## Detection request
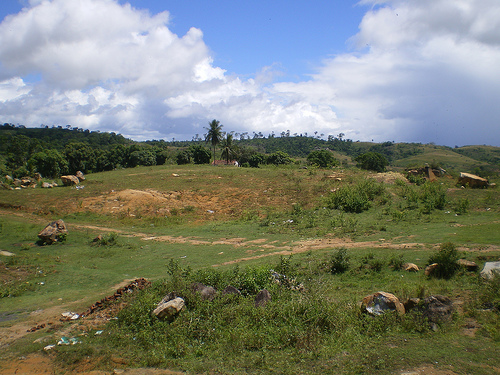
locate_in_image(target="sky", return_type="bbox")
[1,0,499,146]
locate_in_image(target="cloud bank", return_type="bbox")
[0,0,499,145]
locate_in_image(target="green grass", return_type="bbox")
[1,160,499,374]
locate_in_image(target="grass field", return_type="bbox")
[0,159,499,374]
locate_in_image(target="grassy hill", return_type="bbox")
[0,160,499,374]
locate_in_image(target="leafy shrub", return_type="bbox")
[406,173,426,186]
[190,145,211,164]
[306,150,338,168]
[267,151,293,166]
[326,179,385,213]
[420,182,447,213]
[454,198,469,215]
[427,242,460,279]
[388,254,405,271]
[330,248,350,274]
[355,152,388,172]
[176,150,191,165]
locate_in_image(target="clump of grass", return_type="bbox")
[329,248,350,274]
[91,233,119,247]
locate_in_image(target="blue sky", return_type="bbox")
[1,0,500,146]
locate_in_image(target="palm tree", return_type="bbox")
[220,133,235,165]
[205,119,223,165]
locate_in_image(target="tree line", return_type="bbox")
[1,121,425,179]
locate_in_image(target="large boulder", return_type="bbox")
[192,282,217,301]
[222,285,241,295]
[422,295,454,324]
[38,220,68,244]
[361,291,405,316]
[153,297,185,320]
[480,261,500,279]
[458,172,489,188]
[61,175,79,186]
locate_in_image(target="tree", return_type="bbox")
[190,145,211,164]
[267,151,293,166]
[355,152,388,172]
[220,133,235,164]
[205,119,223,165]
[306,150,338,168]
[27,150,68,178]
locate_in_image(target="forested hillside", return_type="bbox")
[1,122,499,180]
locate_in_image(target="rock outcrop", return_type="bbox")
[38,219,68,244]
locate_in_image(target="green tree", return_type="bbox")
[64,142,96,173]
[355,152,388,172]
[27,149,68,178]
[267,151,293,166]
[307,149,338,168]
[220,133,235,164]
[205,119,223,165]
[190,145,211,164]
[176,150,192,165]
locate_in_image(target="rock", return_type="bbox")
[153,297,185,320]
[254,289,271,307]
[403,298,421,312]
[422,295,453,324]
[61,175,79,186]
[5,175,13,182]
[38,219,68,244]
[191,282,217,300]
[42,182,53,188]
[21,177,32,186]
[480,261,500,279]
[458,172,489,188]
[222,285,241,295]
[0,181,13,190]
[424,263,439,276]
[13,178,22,186]
[457,259,478,272]
[75,171,86,181]
[361,291,405,316]
[34,172,42,181]
[403,263,419,272]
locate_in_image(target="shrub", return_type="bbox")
[267,151,293,166]
[355,152,388,172]
[420,182,447,213]
[330,248,350,274]
[427,242,460,279]
[306,150,338,168]
[190,145,211,164]
[325,179,385,213]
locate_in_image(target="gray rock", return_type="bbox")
[222,285,241,295]
[480,261,500,279]
[254,289,271,307]
[422,295,453,324]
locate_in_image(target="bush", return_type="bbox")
[325,179,385,213]
[267,151,293,166]
[420,182,447,213]
[427,242,460,279]
[190,145,211,164]
[330,248,350,274]
[307,150,338,168]
[355,152,388,172]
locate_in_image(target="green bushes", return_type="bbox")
[427,242,460,279]
[307,150,338,168]
[325,179,385,213]
[355,152,388,172]
[329,248,350,274]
